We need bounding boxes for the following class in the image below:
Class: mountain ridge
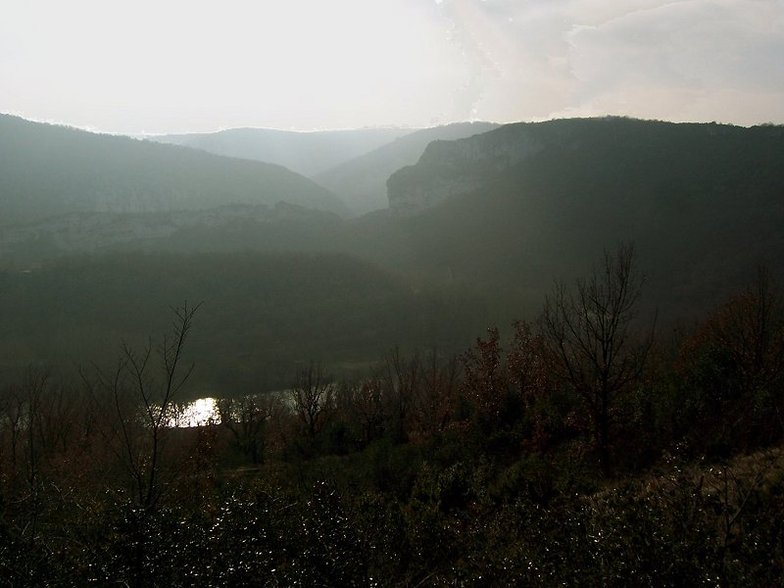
[150,126,416,178]
[379,117,784,318]
[0,114,347,227]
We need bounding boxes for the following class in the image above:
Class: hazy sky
[2,0,783,133]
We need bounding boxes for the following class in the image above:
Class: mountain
[151,127,415,177]
[0,114,347,227]
[314,122,500,215]
[383,117,784,317]
[4,115,783,328]
[387,121,545,215]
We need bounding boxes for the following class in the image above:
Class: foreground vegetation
[2,249,784,586]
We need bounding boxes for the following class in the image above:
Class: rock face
[314,122,500,216]
[386,116,784,216]
[386,123,545,215]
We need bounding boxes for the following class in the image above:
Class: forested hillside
[379,117,784,318]
[0,252,485,393]
[0,114,347,226]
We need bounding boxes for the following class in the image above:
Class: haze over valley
[2,114,781,379]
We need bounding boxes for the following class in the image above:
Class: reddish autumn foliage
[677,269,784,452]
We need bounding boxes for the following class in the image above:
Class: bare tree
[541,244,653,476]
[217,393,279,464]
[292,362,335,439]
[709,267,784,398]
[461,328,506,427]
[337,378,386,444]
[84,302,200,509]
[414,349,459,438]
[0,370,49,538]
[0,382,27,493]
[385,348,421,442]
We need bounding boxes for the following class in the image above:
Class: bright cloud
[1,0,782,132]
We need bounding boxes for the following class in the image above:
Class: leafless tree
[0,370,48,537]
[541,244,654,476]
[337,378,386,444]
[461,328,506,427]
[386,348,421,442]
[84,302,200,509]
[292,362,335,439]
[709,267,784,398]
[414,350,459,437]
[0,383,27,490]
[217,393,279,464]
[678,267,784,445]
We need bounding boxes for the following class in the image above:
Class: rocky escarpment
[386,116,752,215]
[386,123,547,215]
[314,121,499,216]
[387,116,784,216]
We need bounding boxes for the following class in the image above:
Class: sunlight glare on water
[171,397,219,428]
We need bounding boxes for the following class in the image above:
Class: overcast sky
[2,0,782,134]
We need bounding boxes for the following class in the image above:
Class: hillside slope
[382,117,784,317]
[0,114,347,226]
[0,252,484,393]
[152,126,414,177]
[315,121,500,215]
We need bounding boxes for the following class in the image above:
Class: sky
[1,0,783,134]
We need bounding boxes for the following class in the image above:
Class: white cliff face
[387,125,546,215]
[418,128,543,169]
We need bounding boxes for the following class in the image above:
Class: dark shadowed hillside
[0,114,347,226]
[380,118,784,320]
[0,252,486,393]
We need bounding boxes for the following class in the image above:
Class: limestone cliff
[386,123,547,214]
